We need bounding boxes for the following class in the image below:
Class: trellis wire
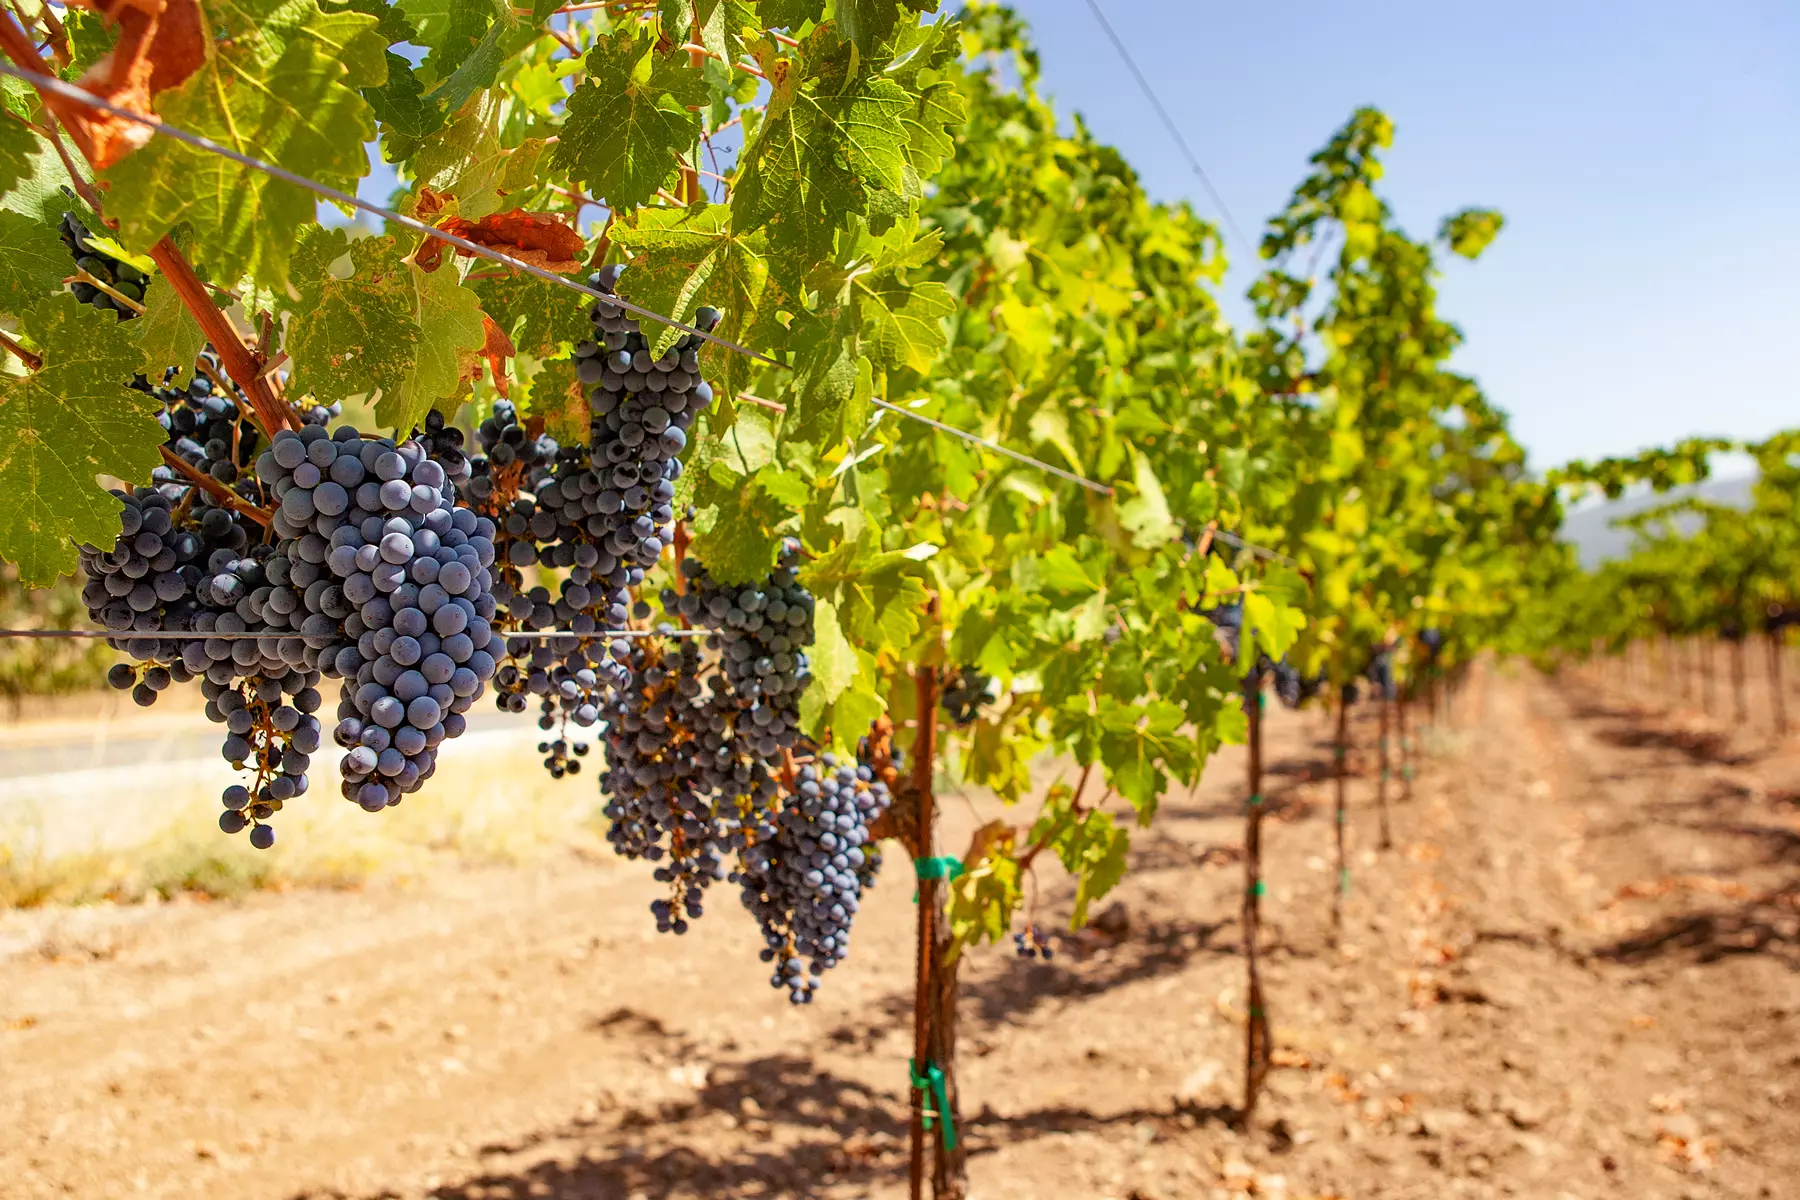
[1080,0,1252,259]
[0,62,780,368]
[0,63,1296,568]
[0,628,707,640]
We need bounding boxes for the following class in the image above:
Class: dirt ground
[1,663,1795,1200]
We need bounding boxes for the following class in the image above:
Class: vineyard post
[1375,690,1392,851]
[1398,692,1414,805]
[1240,672,1272,1124]
[1331,688,1349,937]
[1702,640,1716,712]
[1769,630,1788,735]
[906,650,965,1200]
[907,656,939,1200]
[1730,637,1748,726]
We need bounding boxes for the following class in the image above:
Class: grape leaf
[378,261,485,430]
[1116,446,1176,548]
[102,0,386,291]
[551,29,707,211]
[0,294,166,585]
[855,273,952,373]
[367,50,444,149]
[0,117,40,201]
[408,92,508,218]
[1095,697,1194,822]
[610,204,772,362]
[520,356,586,446]
[0,209,72,317]
[0,133,96,227]
[806,597,858,705]
[130,275,207,385]
[285,227,420,408]
[62,7,118,76]
[470,270,589,360]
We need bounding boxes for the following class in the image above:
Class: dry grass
[0,725,611,911]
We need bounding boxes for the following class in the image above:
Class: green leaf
[855,273,952,373]
[1440,207,1505,260]
[367,50,445,148]
[130,276,208,386]
[62,7,116,75]
[1095,697,1194,823]
[0,116,39,201]
[102,0,386,291]
[692,468,786,584]
[610,204,772,362]
[0,209,72,317]
[519,357,587,445]
[0,295,166,585]
[285,227,419,408]
[0,133,94,227]
[1117,446,1176,548]
[380,261,485,431]
[551,29,706,210]
[470,269,589,360]
[806,597,858,705]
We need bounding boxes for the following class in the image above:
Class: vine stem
[0,326,40,370]
[157,447,272,526]
[0,12,297,438]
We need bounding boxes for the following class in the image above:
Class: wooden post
[1398,692,1414,805]
[1241,673,1271,1125]
[1770,630,1788,736]
[1331,691,1349,937]
[1376,691,1392,851]
[1731,637,1748,726]
[908,660,939,1200]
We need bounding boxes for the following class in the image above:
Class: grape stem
[157,446,273,527]
[65,269,146,315]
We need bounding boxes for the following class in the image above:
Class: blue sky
[1006,0,1800,470]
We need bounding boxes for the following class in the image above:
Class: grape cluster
[737,750,892,1004]
[460,267,722,774]
[940,666,994,725]
[258,426,498,812]
[146,353,266,490]
[59,212,147,318]
[203,670,324,846]
[1013,926,1055,959]
[82,487,228,671]
[669,541,814,760]
[597,635,745,932]
[1364,647,1396,700]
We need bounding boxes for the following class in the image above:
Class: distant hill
[1560,474,1755,569]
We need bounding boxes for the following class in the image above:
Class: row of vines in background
[0,1,1792,1198]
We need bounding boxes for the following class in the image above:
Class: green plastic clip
[912,855,963,901]
[910,1059,957,1151]
[1247,792,1263,807]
